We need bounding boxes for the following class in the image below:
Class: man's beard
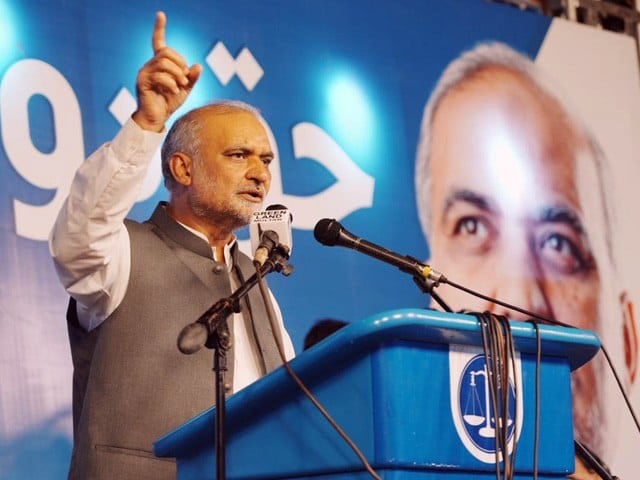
[189,187,256,231]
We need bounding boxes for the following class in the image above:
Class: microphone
[177,321,209,355]
[250,204,293,265]
[313,218,445,283]
[252,230,280,266]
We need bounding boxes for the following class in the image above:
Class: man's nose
[482,235,552,321]
[246,156,270,184]
[486,270,551,321]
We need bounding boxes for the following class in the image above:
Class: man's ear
[169,152,194,187]
[621,292,638,387]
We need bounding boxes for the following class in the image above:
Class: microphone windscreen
[266,204,288,212]
[177,322,208,354]
[313,218,342,246]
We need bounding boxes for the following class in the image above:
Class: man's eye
[262,157,273,166]
[538,233,590,274]
[451,216,492,253]
[453,217,487,237]
[229,152,246,159]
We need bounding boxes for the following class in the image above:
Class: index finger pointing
[152,11,167,54]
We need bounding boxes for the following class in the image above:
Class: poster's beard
[572,355,605,458]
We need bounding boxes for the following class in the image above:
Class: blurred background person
[303,318,348,350]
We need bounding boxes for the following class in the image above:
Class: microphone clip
[204,311,232,352]
[262,243,294,276]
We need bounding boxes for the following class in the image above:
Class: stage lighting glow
[0,1,17,61]
[326,71,376,161]
[485,126,532,213]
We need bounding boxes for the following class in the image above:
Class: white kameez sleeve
[49,118,164,331]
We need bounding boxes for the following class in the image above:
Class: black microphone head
[314,218,342,246]
[266,204,287,211]
[266,204,293,221]
[177,322,209,355]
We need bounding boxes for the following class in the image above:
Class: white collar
[176,220,236,269]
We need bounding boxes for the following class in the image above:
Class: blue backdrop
[1,0,586,477]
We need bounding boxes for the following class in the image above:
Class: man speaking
[49,12,294,479]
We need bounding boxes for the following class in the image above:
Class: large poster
[1,0,638,478]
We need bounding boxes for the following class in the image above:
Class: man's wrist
[132,110,166,133]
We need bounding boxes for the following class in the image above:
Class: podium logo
[449,345,523,463]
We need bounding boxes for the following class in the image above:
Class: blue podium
[154,309,600,479]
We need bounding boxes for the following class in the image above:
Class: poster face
[1,0,638,478]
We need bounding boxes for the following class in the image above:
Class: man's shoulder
[124,217,154,236]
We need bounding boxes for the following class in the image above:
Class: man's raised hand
[132,12,203,132]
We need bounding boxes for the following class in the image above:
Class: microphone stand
[180,246,292,480]
[212,319,230,480]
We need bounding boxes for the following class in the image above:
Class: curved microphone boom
[313,218,445,284]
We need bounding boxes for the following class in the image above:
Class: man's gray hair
[414,42,615,264]
[161,100,263,192]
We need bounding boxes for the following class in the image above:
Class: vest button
[213,263,225,274]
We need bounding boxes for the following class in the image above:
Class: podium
[154,309,600,479]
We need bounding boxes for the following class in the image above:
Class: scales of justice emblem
[449,345,524,463]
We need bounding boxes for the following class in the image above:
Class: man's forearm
[49,118,164,329]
